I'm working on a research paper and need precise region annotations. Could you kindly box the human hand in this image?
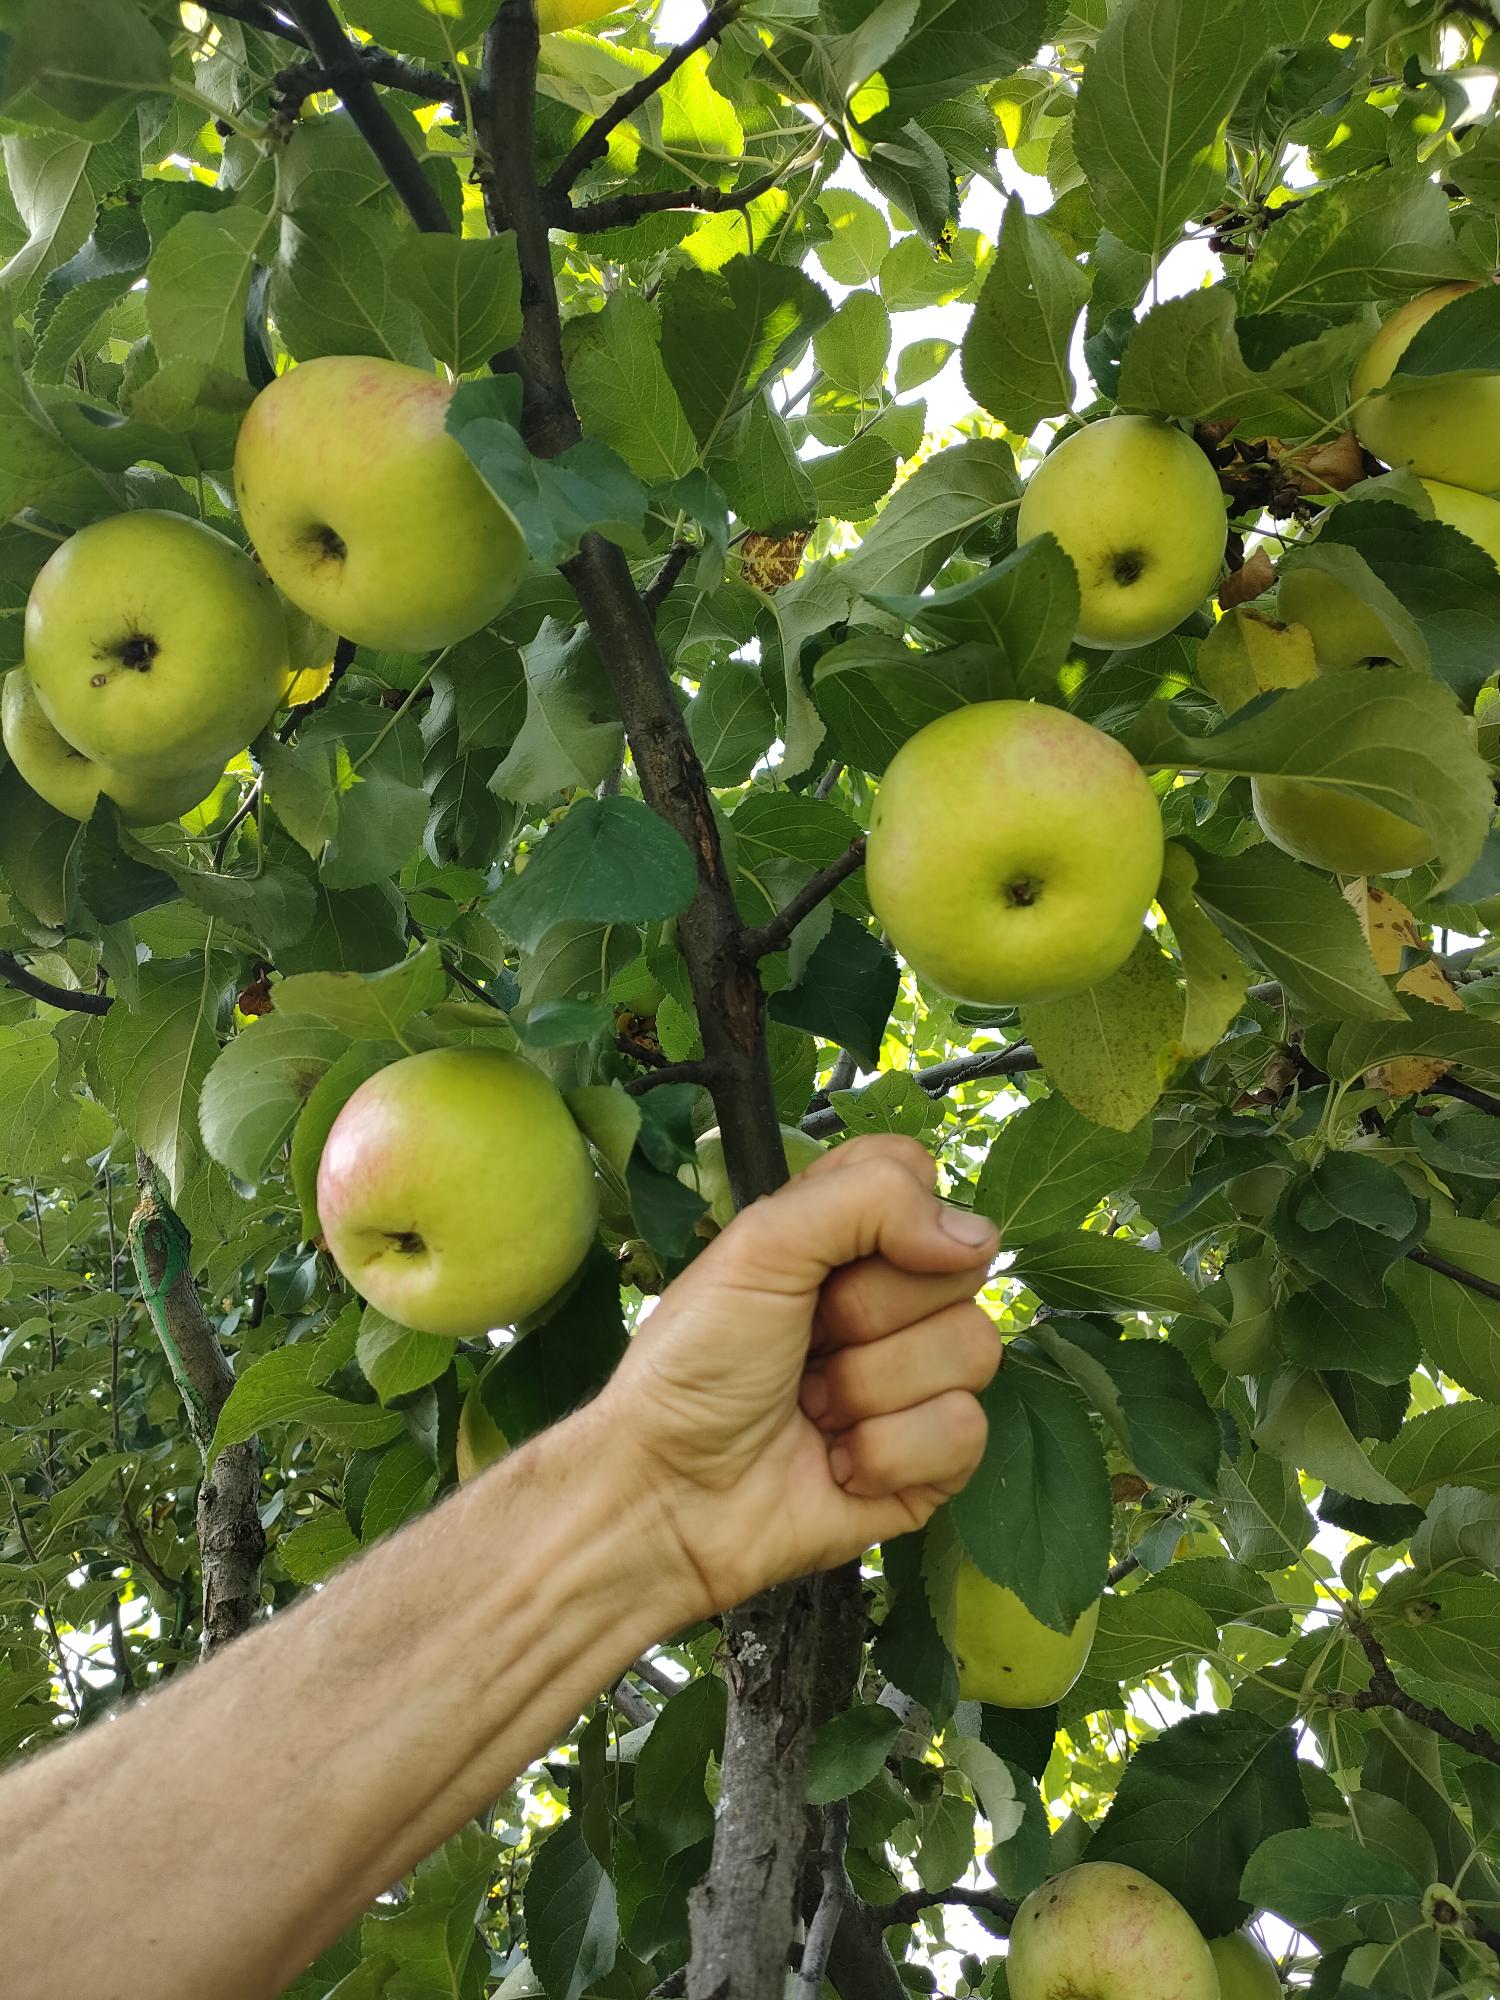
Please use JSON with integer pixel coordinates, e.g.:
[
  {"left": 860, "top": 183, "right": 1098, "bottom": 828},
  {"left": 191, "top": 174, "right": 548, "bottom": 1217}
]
[{"left": 596, "top": 1134, "right": 1001, "bottom": 1619}]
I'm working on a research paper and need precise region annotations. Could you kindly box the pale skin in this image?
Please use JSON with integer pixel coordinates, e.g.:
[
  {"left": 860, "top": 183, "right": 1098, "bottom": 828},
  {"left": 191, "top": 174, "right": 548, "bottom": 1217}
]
[{"left": 0, "top": 1134, "right": 1001, "bottom": 2000}]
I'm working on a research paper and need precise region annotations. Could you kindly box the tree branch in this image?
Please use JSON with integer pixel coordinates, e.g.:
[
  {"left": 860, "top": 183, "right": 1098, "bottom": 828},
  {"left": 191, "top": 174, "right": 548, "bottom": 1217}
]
[
  {"left": 547, "top": 0, "right": 740, "bottom": 196},
  {"left": 0, "top": 951, "right": 112, "bottom": 1015},
  {"left": 1406, "top": 1245, "right": 1500, "bottom": 1306},
  {"left": 1431, "top": 1076, "right": 1500, "bottom": 1118},
  {"left": 744, "top": 837, "right": 867, "bottom": 959},
  {"left": 271, "top": 47, "right": 458, "bottom": 115},
  {"left": 202, "top": 0, "right": 311, "bottom": 46},
  {"left": 874, "top": 1884, "right": 1018, "bottom": 1929},
  {"left": 281, "top": 0, "right": 453, "bottom": 234},
  {"left": 624, "top": 1060, "right": 718, "bottom": 1096},
  {"left": 555, "top": 166, "right": 782, "bottom": 236},
  {"left": 798, "top": 1802, "right": 851, "bottom": 1999},
  {"left": 803, "top": 1041, "right": 1040, "bottom": 1137},
  {"left": 130, "top": 1155, "right": 264, "bottom": 1657},
  {"left": 1347, "top": 1625, "right": 1500, "bottom": 1768},
  {"left": 642, "top": 540, "right": 694, "bottom": 617}
]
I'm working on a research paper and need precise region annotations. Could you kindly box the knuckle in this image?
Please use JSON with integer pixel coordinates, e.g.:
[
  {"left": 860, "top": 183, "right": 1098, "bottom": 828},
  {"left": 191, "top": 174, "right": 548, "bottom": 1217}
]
[
  {"left": 943, "top": 1391, "right": 989, "bottom": 1468},
  {"left": 956, "top": 1307, "right": 1003, "bottom": 1381},
  {"left": 820, "top": 1264, "right": 882, "bottom": 1344}
]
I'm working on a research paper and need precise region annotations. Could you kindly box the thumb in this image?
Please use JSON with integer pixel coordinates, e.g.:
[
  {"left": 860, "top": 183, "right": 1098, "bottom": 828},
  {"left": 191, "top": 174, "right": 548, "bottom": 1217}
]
[{"left": 699, "top": 1135, "right": 998, "bottom": 1299}]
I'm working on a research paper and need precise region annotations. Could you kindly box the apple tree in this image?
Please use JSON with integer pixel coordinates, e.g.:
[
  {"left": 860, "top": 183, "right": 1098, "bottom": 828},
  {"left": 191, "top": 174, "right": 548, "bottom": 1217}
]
[{"left": 8, "top": 0, "right": 1500, "bottom": 1994}]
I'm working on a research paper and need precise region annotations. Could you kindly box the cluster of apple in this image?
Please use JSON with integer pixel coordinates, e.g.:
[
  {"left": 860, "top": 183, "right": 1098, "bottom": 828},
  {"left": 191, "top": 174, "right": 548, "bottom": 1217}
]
[
  {"left": 1, "top": 356, "right": 528, "bottom": 828},
  {"left": 1008, "top": 1861, "right": 1282, "bottom": 2000}
]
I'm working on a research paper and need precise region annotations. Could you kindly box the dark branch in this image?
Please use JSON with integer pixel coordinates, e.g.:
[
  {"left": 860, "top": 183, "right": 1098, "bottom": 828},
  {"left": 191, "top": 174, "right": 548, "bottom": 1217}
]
[
  {"left": 1407, "top": 1245, "right": 1500, "bottom": 1306},
  {"left": 280, "top": 1, "right": 453, "bottom": 234},
  {"left": 874, "top": 1884, "right": 1019, "bottom": 1930},
  {"left": 744, "top": 837, "right": 867, "bottom": 959},
  {"left": 555, "top": 165, "right": 782, "bottom": 236},
  {"left": 642, "top": 540, "right": 694, "bottom": 616},
  {"left": 202, "top": 0, "right": 311, "bottom": 46},
  {"left": 0, "top": 951, "right": 112, "bottom": 1015},
  {"left": 1107, "top": 1553, "right": 1141, "bottom": 1588},
  {"left": 624, "top": 1060, "right": 717, "bottom": 1097},
  {"left": 1432, "top": 1076, "right": 1500, "bottom": 1118},
  {"left": 803, "top": 1041, "right": 1039, "bottom": 1138},
  {"left": 1346, "top": 1625, "right": 1500, "bottom": 1769},
  {"left": 547, "top": 1, "right": 740, "bottom": 196},
  {"left": 276, "top": 634, "right": 357, "bottom": 741},
  {"left": 271, "top": 47, "right": 459, "bottom": 115}
]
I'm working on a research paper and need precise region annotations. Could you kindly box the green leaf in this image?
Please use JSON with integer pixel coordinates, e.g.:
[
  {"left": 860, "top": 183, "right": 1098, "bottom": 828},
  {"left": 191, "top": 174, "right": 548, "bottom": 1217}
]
[
  {"left": 359, "top": 1436, "right": 439, "bottom": 1541},
  {"left": 767, "top": 913, "right": 898, "bottom": 1070},
  {"left": 807, "top": 1703, "right": 903, "bottom": 1805},
  {"left": 145, "top": 207, "right": 272, "bottom": 374},
  {"left": 0, "top": 0, "right": 170, "bottom": 142},
  {"left": 342, "top": 0, "right": 499, "bottom": 59},
  {"left": 270, "top": 204, "right": 429, "bottom": 367},
  {"left": 275, "top": 945, "right": 446, "bottom": 1042},
  {"left": 93, "top": 956, "right": 223, "bottom": 1199},
  {"left": 1013, "top": 1231, "right": 1204, "bottom": 1319},
  {"left": 835, "top": 435, "right": 1018, "bottom": 599},
  {"left": 478, "top": 1249, "right": 627, "bottom": 1448},
  {"left": 396, "top": 231, "right": 521, "bottom": 376},
  {"left": 1322, "top": 993, "right": 1500, "bottom": 1088},
  {"left": 490, "top": 798, "right": 696, "bottom": 955},
  {"left": 0, "top": 323, "right": 105, "bottom": 526},
  {"left": 1241, "top": 171, "right": 1471, "bottom": 314},
  {"left": 1087, "top": 1711, "right": 1306, "bottom": 1936},
  {"left": 1240, "top": 1827, "right": 1419, "bottom": 1929},
  {"left": 356, "top": 1311, "right": 454, "bottom": 1403},
  {"left": 1156, "top": 844, "right": 1251, "bottom": 1060},
  {"left": 634, "top": 1674, "right": 727, "bottom": 1859},
  {"left": 262, "top": 706, "right": 430, "bottom": 893},
  {"left": 210, "top": 1346, "right": 405, "bottom": 1462},
  {"left": 280, "top": 1512, "right": 361, "bottom": 1586},
  {"left": 1073, "top": 0, "right": 1257, "bottom": 262},
  {"left": 1086, "top": 1586, "right": 1222, "bottom": 1685},
  {"left": 0, "top": 1019, "right": 105, "bottom": 1175},
  {"left": 868, "top": 532, "right": 1080, "bottom": 687},
  {"left": 1134, "top": 670, "right": 1491, "bottom": 893},
  {"left": 660, "top": 253, "right": 833, "bottom": 454},
  {"left": 828, "top": 1070, "right": 941, "bottom": 1140},
  {"left": 1217, "top": 1449, "right": 1314, "bottom": 1571},
  {"left": 975, "top": 1092, "right": 1150, "bottom": 1247},
  {"left": 1022, "top": 936, "right": 1183, "bottom": 1134},
  {"left": 1030, "top": 1319, "right": 1222, "bottom": 1495},
  {"left": 1117, "top": 286, "right": 1366, "bottom": 439},
  {"left": 564, "top": 292, "right": 698, "bottom": 484},
  {"left": 709, "top": 392, "right": 817, "bottom": 535},
  {"left": 686, "top": 658, "right": 777, "bottom": 786},
  {"left": 199, "top": 1014, "right": 346, "bottom": 1185},
  {"left": 808, "top": 432, "right": 901, "bottom": 522},
  {"left": 1373, "top": 1570, "right": 1500, "bottom": 1701},
  {"left": 448, "top": 374, "right": 648, "bottom": 568},
  {"left": 814, "top": 290, "right": 892, "bottom": 399},
  {"left": 1376, "top": 1402, "right": 1500, "bottom": 1505},
  {"left": 523, "top": 1819, "right": 618, "bottom": 2000},
  {"left": 1277, "top": 1286, "right": 1420, "bottom": 1387},
  {"left": 1413, "top": 1111, "right": 1500, "bottom": 1180},
  {"left": 946, "top": 1733, "right": 1025, "bottom": 1844},
  {"left": 1410, "top": 1484, "right": 1500, "bottom": 1580},
  {"left": 878, "top": 0, "right": 1055, "bottom": 116},
  {"left": 951, "top": 1362, "right": 1111, "bottom": 1632},
  {"left": 488, "top": 619, "right": 624, "bottom": 806},
  {"left": 816, "top": 189, "right": 890, "bottom": 285},
  {"left": 1253, "top": 1369, "right": 1412, "bottom": 1506},
  {"left": 962, "top": 192, "right": 1089, "bottom": 431},
  {"left": 1387, "top": 1218, "right": 1500, "bottom": 1404},
  {"left": 1184, "top": 845, "right": 1400, "bottom": 1024}
]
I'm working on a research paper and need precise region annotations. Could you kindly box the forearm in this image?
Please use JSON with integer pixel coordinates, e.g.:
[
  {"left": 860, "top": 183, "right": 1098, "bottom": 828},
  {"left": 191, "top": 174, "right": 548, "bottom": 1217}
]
[{"left": 0, "top": 1403, "right": 684, "bottom": 2000}]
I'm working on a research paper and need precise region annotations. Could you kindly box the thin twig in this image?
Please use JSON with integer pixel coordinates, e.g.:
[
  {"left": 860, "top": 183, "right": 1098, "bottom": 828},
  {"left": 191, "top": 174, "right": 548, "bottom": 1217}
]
[
  {"left": 642, "top": 540, "right": 694, "bottom": 616},
  {"left": 814, "top": 761, "right": 843, "bottom": 800},
  {"left": 202, "top": 0, "right": 311, "bottom": 46},
  {"left": 1346, "top": 1625, "right": 1500, "bottom": 1768},
  {"left": 874, "top": 1883, "right": 1018, "bottom": 1929},
  {"left": 212, "top": 775, "right": 262, "bottom": 869},
  {"left": 0, "top": 952, "right": 112, "bottom": 1015},
  {"left": 1407, "top": 1246, "right": 1500, "bottom": 1306},
  {"left": 271, "top": 47, "right": 457, "bottom": 113},
  {"left": 280, "top": 1, "right": 453, "bottom": 233},
  {"left": 555, "top": 166, "right": 782, "bottom": 235},
  {"left": 803, "top": 1041, "right": 1039, "bottom": 1138},
  {"left": 5, "top": 1476, "right": 81, "bottom": 1720},
  {"left": 1107, "top": 1553, "right": 1141, "bottom": 1588},
  {"left": 547, "top": 0, "right": 740, "bottom": 195},
  {"left": 743, "top": 837, "right": 867, "bottom": 959},
  {"left": 1432, "top": 1077, "right": 1500, "bottom": 1118},
  {"left": 624, "top": 1060, "right": 717, "bottom": 1096},
  {"left": 798, "top": 1801, "right": 850, "bottom": 1998}
]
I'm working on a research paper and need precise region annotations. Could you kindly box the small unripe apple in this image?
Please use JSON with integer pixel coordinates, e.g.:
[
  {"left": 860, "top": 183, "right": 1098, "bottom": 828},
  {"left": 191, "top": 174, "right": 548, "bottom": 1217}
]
[
  {"left": 317, "top": 1047, "right": 598, "bottom": 1337},
  {"left": 24, "top": 511, "right": 287, "bottom": 780},
  {"left": 1352, "top": 282, "right": 1500, "bottom": 492},
  {"left": 679, "top": 1123, "right": 824, "bottom": 1229},
  {"left": 1418, "top": 476, "right": 1500, "bottom": 563},
  {"left": 1208, "top": 1930, "right": 1281, "bottom": 1999},
  {"left": 1008, "top": 1862, "right": 1219, "bottom": 2000},
  {"left": 1250, "top": 773, "right": 1433, "bottom": 877},
  {"left": 235, "top": 357, "right": 529, "bottom": 654},
  {"left": 1017, "top": 415, "right": 1227, "bottom": 650},
  {"left": 2, "top": 668, "right": 221, "bottom": 825},
  {"left": 455, "top": 1382, "right": 509, "bottom": 1483},
  {"left": 954, "top": 1560, "right": 1099, "bottom": 1707},
  {"left": 866, "top": 700, "right": 1164, "bottom": 1005}
]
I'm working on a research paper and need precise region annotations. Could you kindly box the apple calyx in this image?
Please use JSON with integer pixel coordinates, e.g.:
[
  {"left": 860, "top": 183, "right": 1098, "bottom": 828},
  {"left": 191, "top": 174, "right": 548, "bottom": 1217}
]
[
  {"left": 300, "top": 522, "right": 348, "bottom": 567},
  {"left": 1110, "top": 549, "right": 1147, "bottom": 586},
  {"left": 1423, "top": 1883, "right": 1466, "bottom": 1930},
  {"left": 92, "top": 631, "right": 160, "bottom": 685},
  {"left": 1003, "top": 875, "right": 1042, "bottom": 909}
]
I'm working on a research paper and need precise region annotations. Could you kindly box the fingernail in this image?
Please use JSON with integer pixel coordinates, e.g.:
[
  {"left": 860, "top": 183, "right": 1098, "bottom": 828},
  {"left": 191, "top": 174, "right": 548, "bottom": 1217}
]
[
  {"left": 829, "top": 1443, "right": 853, "bottom": 1485},
  {"left": 801, "top": 1369, "right": 830, "bottom": 1420},
  {"left": 939, "top": 1205, "right": 998, "bottom": 1251}
]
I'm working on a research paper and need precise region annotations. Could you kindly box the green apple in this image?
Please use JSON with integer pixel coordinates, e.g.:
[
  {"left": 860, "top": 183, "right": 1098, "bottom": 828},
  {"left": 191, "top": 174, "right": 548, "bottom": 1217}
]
[
  {"left": 866, "top": 700, "right": 1164, "bottom": 1005},
  {"left": 1208, "top": 1931, "right": 1281, "bottom": 2000},
  {"left": 679, "top": 1122, "right": 824, "bottom": 1229},
  {"left": 2, "top": 668, "right": 222, "bottom": 825},
  {"left": 235, "top": 357, "right": 529, "bottom": 653},
  {"left": 24, "top": 511, "right": 287, "bottom": 780},
  {"left": 455, "top": 1381, "right": 509, "bottom": 1483},
  {"left": 1017, "top": 415, "right": 1227, "bottom": 649},
  {"left": 1352, "top": 282, "right": 1500, "bottom": 491},
  {"left": 1419, "top": 476, "right": 1500, "bottom": 563},
  {"left": 954, "top": 1560, "right": 1099, "bottom": 1708},
  {"left": 1008, "top": 1862, "right": 1219, "bottom": 2000},
  {"left": 317, "top": 1047, "right": 598, "bottom": 1338},
  {"left": 1251, "top": 774, "right": 1433, "bottom": 876}
]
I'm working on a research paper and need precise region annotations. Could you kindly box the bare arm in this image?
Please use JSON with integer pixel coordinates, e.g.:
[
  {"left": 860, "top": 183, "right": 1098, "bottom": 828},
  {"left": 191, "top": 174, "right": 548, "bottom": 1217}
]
[{"left": 0, "top": 1136, "right": 999, "bottom": 2000}]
